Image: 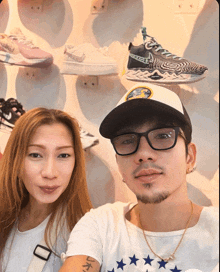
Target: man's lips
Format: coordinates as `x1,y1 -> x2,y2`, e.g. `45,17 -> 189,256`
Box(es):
135,169 -> 163,178
134,169 -> 162,182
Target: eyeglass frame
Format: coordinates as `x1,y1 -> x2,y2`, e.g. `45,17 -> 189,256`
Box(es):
111,126 -> 185,156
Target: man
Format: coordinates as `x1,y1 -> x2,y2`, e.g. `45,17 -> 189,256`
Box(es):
60,84 -> 219,272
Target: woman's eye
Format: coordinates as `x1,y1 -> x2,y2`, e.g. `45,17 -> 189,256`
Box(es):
58,154 -> 70,158
29,153 -> 41,158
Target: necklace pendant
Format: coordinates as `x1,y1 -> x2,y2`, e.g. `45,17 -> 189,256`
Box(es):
163,254 -> 175,263
170,254 -> 175,260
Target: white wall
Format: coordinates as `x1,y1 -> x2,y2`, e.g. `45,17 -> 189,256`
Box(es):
0,0 -> 219,207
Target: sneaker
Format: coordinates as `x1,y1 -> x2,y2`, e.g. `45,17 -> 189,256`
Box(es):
0,28 -> 53,68
80,126 -> 99,150
0,98 -> 25,129
60,43 -> 118,75
126,28 -> 208,84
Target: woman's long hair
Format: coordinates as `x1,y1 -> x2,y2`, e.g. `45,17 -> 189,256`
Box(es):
0,108 -> 92,258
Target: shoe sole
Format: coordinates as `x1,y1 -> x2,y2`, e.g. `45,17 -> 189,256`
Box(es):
0,118 -> 14,129
126,69 -> 208,84
82,139 -> 99,150
0,52 -> 53,68
61,61 -> 118,75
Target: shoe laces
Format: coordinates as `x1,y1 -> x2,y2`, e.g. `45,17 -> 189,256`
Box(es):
3,99 -> 25,115
146,37 -> 182,60
11,34 -> 38,49
0,34 -> 19,53
9,28 -> 38,49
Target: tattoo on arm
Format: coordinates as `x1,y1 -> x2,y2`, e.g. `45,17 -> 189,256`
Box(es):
82,257 -> 96,271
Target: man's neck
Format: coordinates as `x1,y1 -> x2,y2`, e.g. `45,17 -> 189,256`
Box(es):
127,198 -> 203,232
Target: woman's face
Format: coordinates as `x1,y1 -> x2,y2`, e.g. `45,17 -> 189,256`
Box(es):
22,123 -> 75,207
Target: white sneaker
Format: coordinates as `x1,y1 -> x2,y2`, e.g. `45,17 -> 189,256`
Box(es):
80,127 -> 99,150
60,43 -> 118,75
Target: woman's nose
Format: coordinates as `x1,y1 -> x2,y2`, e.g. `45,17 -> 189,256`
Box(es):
41,158 -> 58,179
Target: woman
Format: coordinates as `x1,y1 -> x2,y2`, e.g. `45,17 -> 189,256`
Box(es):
0,108 -> 92,271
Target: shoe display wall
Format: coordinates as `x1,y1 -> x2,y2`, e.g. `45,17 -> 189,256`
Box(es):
0,65 -> 7,98
18,0 -> 72,48
91,0 -> 109,14
0,0 -> 9,33
0,0 -> 219,207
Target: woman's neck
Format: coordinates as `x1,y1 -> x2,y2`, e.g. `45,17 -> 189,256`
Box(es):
18,199 -> 52,232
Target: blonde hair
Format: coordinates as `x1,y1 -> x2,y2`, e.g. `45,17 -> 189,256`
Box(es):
0,108 -> 92,257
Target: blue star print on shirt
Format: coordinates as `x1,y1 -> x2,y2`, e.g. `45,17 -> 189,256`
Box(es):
170,265 -> 182,272
129,255 -> 139,265
158,260 -> 168,268
117,259 -> 126,270
144,255 -> 154,265
107,254 -> 182,271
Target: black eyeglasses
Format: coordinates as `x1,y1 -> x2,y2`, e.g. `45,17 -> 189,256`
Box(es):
111,127 -> 180,156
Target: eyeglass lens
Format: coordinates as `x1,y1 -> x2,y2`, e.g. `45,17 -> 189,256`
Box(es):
112,127 -> 178,155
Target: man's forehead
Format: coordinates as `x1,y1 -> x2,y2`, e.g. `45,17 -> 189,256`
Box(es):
116,120 -> 158,135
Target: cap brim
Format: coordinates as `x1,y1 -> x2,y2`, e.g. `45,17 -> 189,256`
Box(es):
100,98 -> 190,139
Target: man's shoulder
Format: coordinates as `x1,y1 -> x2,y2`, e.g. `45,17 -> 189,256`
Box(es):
202,205 -> 219,219
199,206 -> 219,233
88,201 -> 135,218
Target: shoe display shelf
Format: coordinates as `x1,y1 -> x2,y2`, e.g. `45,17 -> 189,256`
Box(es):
0,0 -> 219,206
91,0 -> 109,14
0,0 -> 9,33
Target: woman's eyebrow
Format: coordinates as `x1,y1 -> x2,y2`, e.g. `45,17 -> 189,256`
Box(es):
28,144 -> 74,150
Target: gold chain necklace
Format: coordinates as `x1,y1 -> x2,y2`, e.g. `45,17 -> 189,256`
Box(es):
139,201 -> 194,262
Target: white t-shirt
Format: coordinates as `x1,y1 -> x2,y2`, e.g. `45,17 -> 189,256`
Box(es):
3,216 -> 68,272
66,202 -> 219,272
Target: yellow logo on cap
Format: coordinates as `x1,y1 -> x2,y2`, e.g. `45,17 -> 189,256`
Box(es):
125,86 -> 153,101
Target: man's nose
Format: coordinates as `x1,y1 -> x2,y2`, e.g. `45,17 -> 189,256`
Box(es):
134,136 -> 158,164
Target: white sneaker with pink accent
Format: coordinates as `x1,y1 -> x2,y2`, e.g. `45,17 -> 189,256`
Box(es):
61,43 -> 118,75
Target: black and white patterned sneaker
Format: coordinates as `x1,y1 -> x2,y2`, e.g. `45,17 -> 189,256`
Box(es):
0,98 -> 25,129
126,28 -> 208,84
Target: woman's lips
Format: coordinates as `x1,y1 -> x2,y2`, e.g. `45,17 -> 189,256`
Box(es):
40,186 -> 59,194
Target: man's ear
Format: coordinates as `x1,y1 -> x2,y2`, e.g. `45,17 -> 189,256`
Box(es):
186,143 -> 197,173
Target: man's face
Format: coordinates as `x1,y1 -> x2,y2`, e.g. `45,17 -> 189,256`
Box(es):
115,121 -> 196,204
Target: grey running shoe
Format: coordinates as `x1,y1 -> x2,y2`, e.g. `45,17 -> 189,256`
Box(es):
126,28 -> 208,84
